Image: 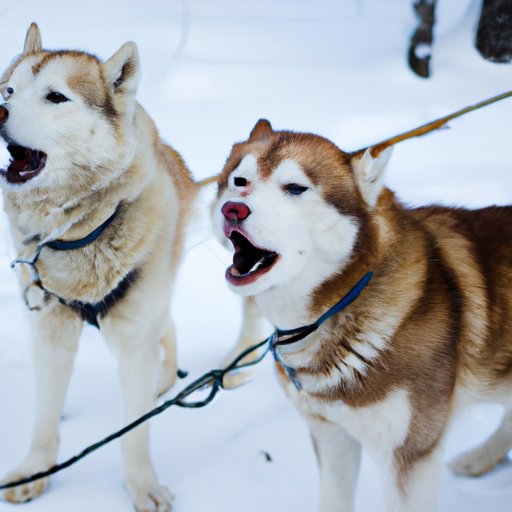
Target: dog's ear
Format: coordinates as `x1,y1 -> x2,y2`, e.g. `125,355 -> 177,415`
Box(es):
248,119 -> 273,142
103,42 -> 140,95
23,23 -> 42,54
351,147 -> 392,208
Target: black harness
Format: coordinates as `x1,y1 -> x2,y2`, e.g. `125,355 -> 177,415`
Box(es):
11,205 -> 137,327
62,269 -> 139,328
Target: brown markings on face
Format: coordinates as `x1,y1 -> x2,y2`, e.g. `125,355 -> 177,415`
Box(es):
218,128 -> 366,221
217,142 -> 248,194
258,131 -> 363,215
2,50 -> 116,122
67,59 -> 118,123
28,52 -> 119,124
32,50 -> 98,76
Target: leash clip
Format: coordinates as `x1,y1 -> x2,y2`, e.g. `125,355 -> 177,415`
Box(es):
10,245 -> 43,281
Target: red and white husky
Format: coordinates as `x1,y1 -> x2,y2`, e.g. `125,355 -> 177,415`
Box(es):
213,119 -> 512,512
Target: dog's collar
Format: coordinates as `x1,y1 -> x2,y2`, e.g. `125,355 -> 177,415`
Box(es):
271,271 -> 374,390
45,206 -> 119,252
11,205 -> 120,270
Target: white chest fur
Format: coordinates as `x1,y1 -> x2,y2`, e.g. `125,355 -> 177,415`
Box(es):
287,384 -> 412,460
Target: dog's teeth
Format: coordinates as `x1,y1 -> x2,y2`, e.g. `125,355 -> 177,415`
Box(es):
249,257 -> 265,273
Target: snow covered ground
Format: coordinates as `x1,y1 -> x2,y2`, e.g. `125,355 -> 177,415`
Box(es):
0,1 -> 511,511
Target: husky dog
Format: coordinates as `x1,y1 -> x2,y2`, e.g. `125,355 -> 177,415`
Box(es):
0,24 -> 199,511
213,119 -> 512,512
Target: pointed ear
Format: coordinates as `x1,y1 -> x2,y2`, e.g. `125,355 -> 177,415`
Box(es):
248,119 -> 273,142
103,42 -> 140,94
351,147 -> 392,208
23,23 -> 42,54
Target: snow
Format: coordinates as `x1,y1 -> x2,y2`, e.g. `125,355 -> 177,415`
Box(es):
0,1 -> 511,511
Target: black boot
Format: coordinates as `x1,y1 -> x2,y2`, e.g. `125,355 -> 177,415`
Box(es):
476,0 -> 512,63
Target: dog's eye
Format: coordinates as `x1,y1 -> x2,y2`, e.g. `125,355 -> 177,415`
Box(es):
2,86 -> 13,101
46,92 -> 70,104
284,183 -> 308,196
234,177 -> 247,187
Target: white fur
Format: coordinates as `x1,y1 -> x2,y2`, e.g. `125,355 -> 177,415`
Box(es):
306,417 -> 361,512
103,41 -> 140,94
215,157 -> 360,326
1,304 -> 82,502
352,147 -> 392,208
299,360 -> 358,392
381,448 -> 443,512
293,387 -> 422,512
316,388 -> 411,457
1,29 -> 177,512
230,153 -> 259,185
214,140 -> 445,512
3,57 -> 130,193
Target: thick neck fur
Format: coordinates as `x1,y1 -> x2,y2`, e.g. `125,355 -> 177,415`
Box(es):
2,103 -> 155,250
272,189 -> 428,392
257,190 -> 392,328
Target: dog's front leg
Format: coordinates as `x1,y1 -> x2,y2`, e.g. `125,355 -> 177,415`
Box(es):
221,296 -> 269,388
380,447 -> 443,512
1,304 -> 82,503
307,417 -> 362,512
103,315 -> 173,512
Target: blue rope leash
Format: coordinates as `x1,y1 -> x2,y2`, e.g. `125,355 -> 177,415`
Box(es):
271,271 -> 373,390
272,271 -> 374,348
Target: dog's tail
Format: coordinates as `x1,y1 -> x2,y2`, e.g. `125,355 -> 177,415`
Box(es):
196,175 -> 219,188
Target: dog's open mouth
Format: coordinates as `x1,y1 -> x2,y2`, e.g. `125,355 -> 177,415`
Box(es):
226,231 -> 279,286
0,144 -> 47,184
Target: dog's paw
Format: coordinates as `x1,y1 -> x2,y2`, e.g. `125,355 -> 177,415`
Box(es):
129,481 -> 174,512
220,339 -> 264,389
1,450 -> 56,503
1,471 -> 49,503
448,447 -> 508,477
221,369 -> 253,389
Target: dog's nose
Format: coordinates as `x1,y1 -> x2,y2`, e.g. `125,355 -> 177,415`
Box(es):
0,104 -> 8,125
221,201 -> 251,221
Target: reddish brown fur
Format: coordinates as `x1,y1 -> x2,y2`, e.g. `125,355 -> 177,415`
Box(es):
159,143 -> 197,271
220,123 -> 512,491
